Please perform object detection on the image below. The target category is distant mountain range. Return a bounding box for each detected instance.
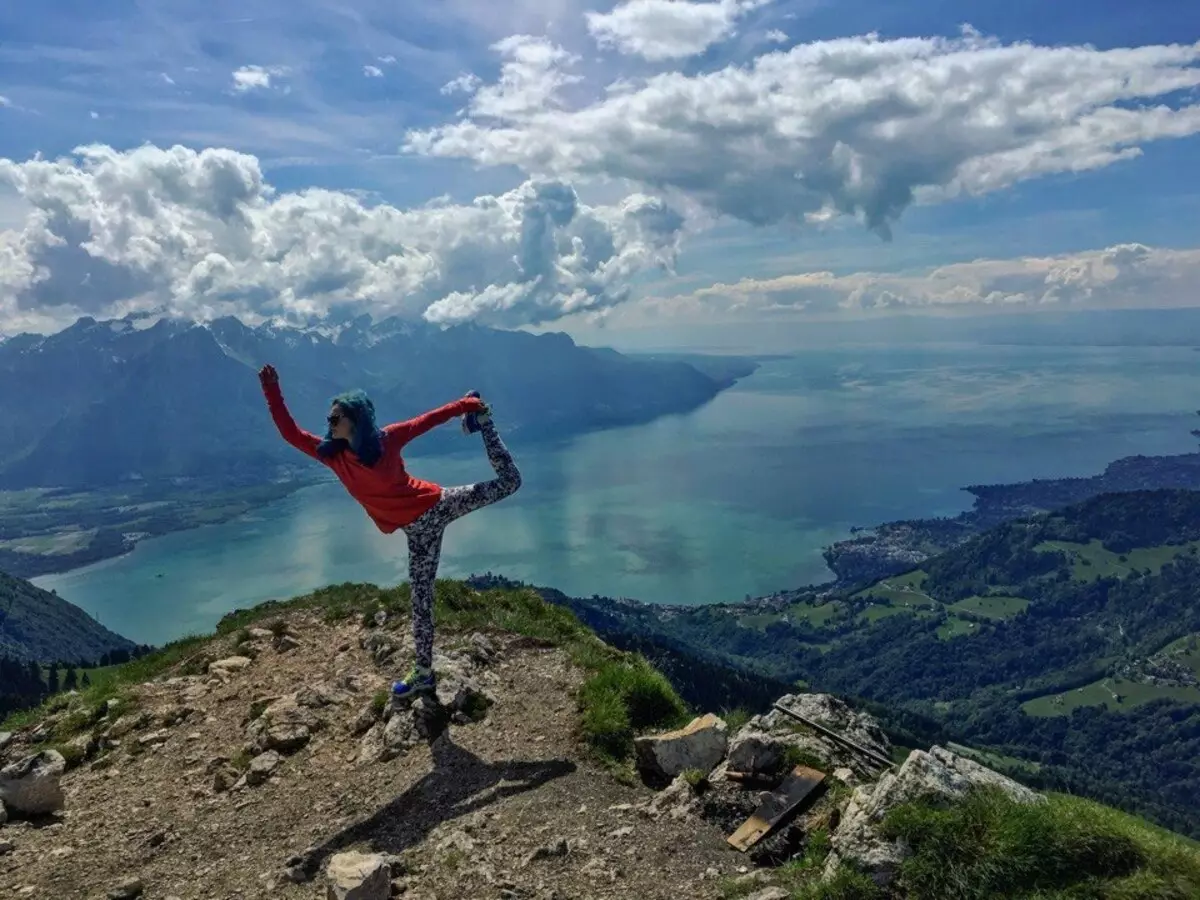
[0,570,135,663]
[0,313,755,489]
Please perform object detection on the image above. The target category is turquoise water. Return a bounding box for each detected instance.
[33,343,1200,646]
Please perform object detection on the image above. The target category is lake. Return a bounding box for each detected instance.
[34,342,1200,647]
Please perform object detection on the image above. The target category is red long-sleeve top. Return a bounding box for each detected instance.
[262,381,484,533]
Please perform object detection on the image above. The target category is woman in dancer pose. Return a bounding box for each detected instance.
[258,364,522,697]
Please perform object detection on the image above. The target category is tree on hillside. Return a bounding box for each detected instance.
[47,661,60,694]
[63,665,78,691]
[81,672,92,688]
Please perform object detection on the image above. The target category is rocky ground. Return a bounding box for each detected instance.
[0,598,1047,900]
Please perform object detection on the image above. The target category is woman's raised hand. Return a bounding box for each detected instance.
[258,364,279,387]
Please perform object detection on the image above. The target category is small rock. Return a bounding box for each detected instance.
[832,767,856,785]
[326,851,391,900]
[247,627,275,641]
[208,656,253,674]
[138,731,170,747]
[0,750,67,815]
[276,635,302,653]
[107,877,144,899]
[0,838,12,855]
[0,732,12,751]
[212,767,240,793]
[373,610,389,627]
[745,889,789,900]
[608,826,634,838]
[246,750,283,786]
[522,838,569,867]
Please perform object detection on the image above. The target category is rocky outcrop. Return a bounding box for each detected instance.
[825,744,1045,885]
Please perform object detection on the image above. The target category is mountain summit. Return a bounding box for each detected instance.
[1,581,1196,899]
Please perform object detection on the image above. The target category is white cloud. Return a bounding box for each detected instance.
[627,243,1200,322]
[441,72,483,95]
[464,35,583,119]
[161,73,176,86]
[363,65,384,78]
[0,144,684,333]
[89,111,99,120]
[0,96,11,108]
[764,28,787,43]
[407,29,1200,237]
[377,55,397,64]
[586,0,769,61]
[231,65,290,93]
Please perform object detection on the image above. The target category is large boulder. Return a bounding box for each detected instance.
[0,749,67,816]
[825,745,1045,886]
[325,851,391,900]
[635,713,728,781]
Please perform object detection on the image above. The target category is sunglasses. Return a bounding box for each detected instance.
[327,412,348,427]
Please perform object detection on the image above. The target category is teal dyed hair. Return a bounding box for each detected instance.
[317,389,384,466]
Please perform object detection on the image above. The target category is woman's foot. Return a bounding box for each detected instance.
[392,664,436,697]
[462,390,491,434]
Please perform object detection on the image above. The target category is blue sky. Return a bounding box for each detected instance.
[1,0,1199,335]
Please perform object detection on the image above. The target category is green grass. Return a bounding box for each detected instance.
[948,594,1030,620]
[852,569,934,607]
[857,604,916,625]
[1036,539,1200,581]
[1022,677,1200,717]
[1,633,211,734]
[937,617,979,640]
[875,786,1200,900]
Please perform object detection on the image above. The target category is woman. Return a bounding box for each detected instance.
[258,364,522,697]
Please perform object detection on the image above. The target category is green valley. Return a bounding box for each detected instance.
[535,489,1200,838]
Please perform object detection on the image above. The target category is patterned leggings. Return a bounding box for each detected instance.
[402,418,522,669]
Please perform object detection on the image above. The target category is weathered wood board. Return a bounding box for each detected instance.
[727,764,827,852]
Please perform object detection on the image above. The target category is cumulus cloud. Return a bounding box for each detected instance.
[406,29,1200,237]
[455,36,583,119]
[231,65,289,93]
[0,96,11,108]
[0,144,684,333]
[633,244,1200,321]
[764,28,787,43]
[585,0,769,61]
[363,65,384,78]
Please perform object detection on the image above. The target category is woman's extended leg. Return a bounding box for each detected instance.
[437,418,522,521]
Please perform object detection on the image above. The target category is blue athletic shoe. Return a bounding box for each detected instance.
[462,390,491,434]
[392,664,436,698]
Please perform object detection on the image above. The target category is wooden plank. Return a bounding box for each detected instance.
[771,702,895,771]
[727,764,827,852]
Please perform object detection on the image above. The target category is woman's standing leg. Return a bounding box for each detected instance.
[394,521,444,695]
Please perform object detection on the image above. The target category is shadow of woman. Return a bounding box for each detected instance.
[289,731,577,880]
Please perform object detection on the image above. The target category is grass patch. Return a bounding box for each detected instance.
[880,786,1200,899]
[937,617,978,640]
[857,604,915,625]
[720,707,753,733]
[948,594,1030,620]
[1022,676,1200,717]
[1036,539,1200,582]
